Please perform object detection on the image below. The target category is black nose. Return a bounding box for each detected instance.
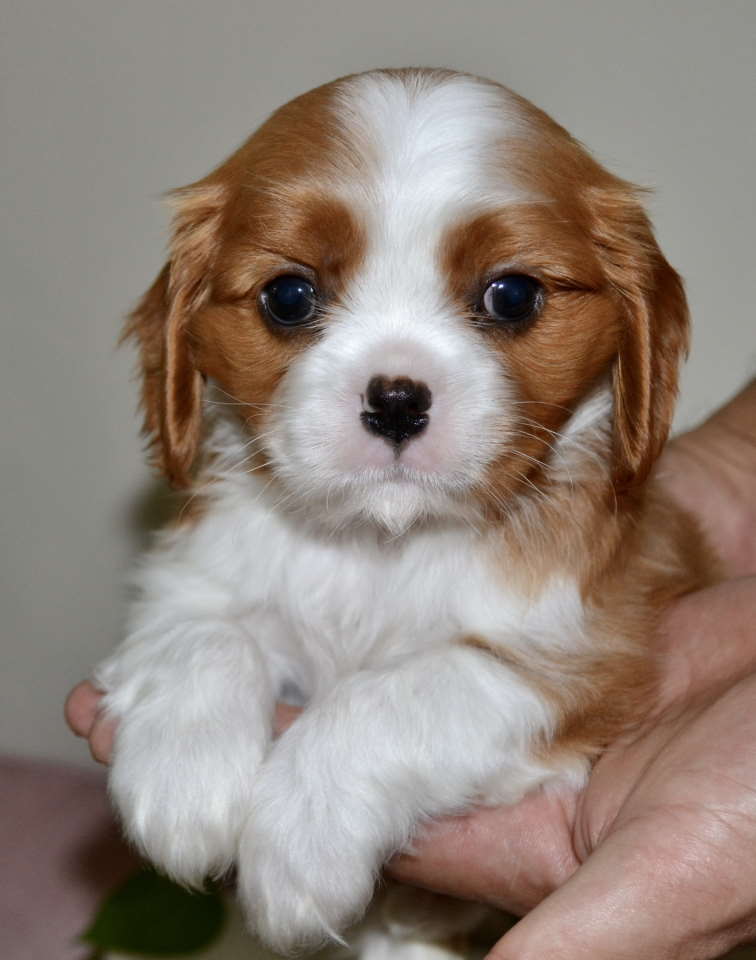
[361,375,432,446]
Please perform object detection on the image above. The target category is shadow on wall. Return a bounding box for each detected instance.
[122,477,183,554]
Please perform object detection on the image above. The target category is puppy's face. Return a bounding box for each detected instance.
[130,69,688,533]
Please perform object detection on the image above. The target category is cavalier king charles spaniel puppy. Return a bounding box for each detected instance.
[94,68,714,957]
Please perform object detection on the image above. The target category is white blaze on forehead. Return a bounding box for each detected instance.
[332,71,527,244]
[326,71,530,324]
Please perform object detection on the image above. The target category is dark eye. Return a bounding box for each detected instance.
[260,275,318,326]
[481,274,543,325]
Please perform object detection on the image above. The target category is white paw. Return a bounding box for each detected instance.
[237,758,378,953]
[109,709,268,887]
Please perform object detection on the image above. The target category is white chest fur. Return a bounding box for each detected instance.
[127,472,587,701]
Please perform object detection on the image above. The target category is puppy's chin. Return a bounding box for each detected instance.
[347,472,464,536]
[271,462,472,537]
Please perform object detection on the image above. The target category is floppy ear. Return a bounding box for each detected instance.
[123,183,225,487]
[590,184,689,490]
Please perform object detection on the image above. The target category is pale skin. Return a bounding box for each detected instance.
[66,381,756,960]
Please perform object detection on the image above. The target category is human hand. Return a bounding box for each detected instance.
[64,684,299,761]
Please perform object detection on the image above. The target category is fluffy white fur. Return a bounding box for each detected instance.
[96,71,613,956]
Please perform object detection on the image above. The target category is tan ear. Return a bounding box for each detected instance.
[123,183,225,487]
[590,184,689,489]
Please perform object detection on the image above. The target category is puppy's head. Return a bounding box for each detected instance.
[128,68,688,533]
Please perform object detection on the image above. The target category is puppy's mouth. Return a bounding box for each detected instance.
[369,463,431,482]
[342,461,468,495]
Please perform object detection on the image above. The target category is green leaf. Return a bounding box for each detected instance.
[82,868,225,956]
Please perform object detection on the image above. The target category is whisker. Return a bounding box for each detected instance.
[237,428,279,452]
[208,385,285,411]
[511,399,573,415]
[513,415,607,473]
[204,398,283,410]
[509,426,577,490]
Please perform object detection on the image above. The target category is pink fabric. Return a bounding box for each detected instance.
[0,756,138,960]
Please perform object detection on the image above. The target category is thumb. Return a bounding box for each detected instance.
[485,818,707,960]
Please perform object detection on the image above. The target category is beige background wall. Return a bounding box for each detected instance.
[1,0,754,766]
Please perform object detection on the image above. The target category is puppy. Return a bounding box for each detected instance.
[95,68,714,957]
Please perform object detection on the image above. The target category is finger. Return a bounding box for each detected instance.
[484,817,716,960]
[388,787,579,916]
[658,576,756,706]
[64,681,104,738]
[273,702,302,736]
[89,710,118,765]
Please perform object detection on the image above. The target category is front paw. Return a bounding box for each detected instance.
[110,710,267,887]
[237,764,377,953]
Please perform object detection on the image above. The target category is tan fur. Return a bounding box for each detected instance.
[438,87,710,757]
[125,80,366,487]
[463,465,717,763]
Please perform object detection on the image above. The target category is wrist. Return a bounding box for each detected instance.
[656,576,756,707]
[660,379,756,578]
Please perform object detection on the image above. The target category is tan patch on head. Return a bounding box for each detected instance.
[188,80,369,442]
[440,86,688,530]
[442,201,619,511]
[439,100,624,513]
[125,76,367,485]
